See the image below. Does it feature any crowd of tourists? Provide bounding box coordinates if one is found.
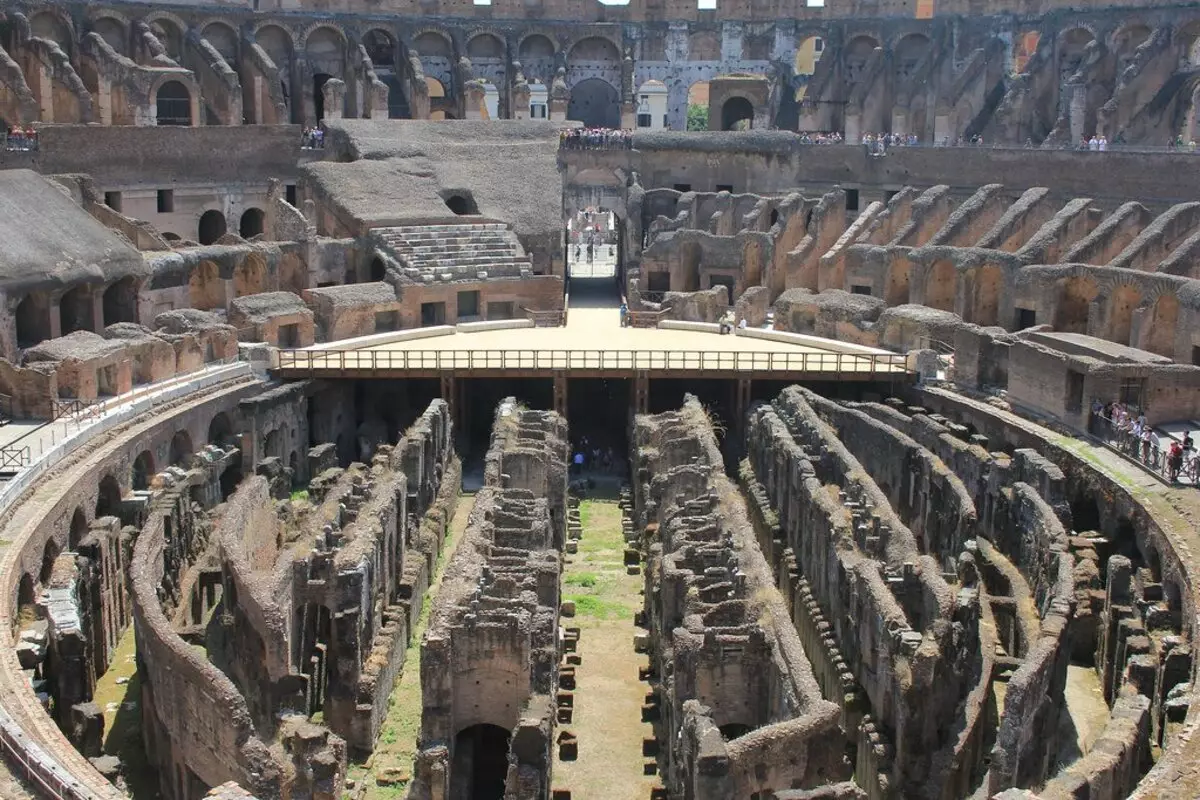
[5,127,38,151]
[1090,399,1198,482]
[560,128,633,150]
[570,436,619,475]
[301,125,326,149]
[797,131,845,144]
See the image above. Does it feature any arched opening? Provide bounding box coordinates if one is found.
[239,208,265,239]
[363,29,395,69]
[60,285,95,335]
[15,294,50,348]
[894,34,931,83]
[313,73,331,121]
[718,723,753,741]
[687,81,710,130]
[1054,276,1099,333]
[17,573,36,622]
[451,724,510,800]
[688,31,721,61]
[93,18,126,57]
[1059,28,1095,77]
[370,258,386,282]
[132,451,156,491]
[149,19,183,62]
[170,430,194,467]
[844,36,880,84]
[467,34,505,61]
[102,276,138,326]
[1143,293,1179,357]
[202,22,239,67]
[155,80,192,126]
[925,261,956,311]
[219,464,242,500]
[68,508,89,550]
[29,12,72,54]
[39,538,61,586]
[967,265,1003,327]
[413,31,452,58]
[445,194,478,215]
[188,260,225,311]
[721,96,754,131]
[1107,284,1142,346]
[567,78,620,129]
[95,475,122,520]
[426,77,447,120]
[208,412,235,448]
[518,34,556,82]
[198,210,227,245]
[264,428,283,461]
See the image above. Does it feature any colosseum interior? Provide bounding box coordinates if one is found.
[0,0,1200,799]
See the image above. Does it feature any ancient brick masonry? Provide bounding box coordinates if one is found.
[129,399,457,799]
[632,396,849,799]
[413,399,568,800]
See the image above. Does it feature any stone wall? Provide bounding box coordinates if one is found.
[633,396,847,799]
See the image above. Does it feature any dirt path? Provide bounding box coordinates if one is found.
[347,493,475,799]
[552,500,657,800]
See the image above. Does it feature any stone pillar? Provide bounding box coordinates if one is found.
[634,371,649,415]
[553,373,567,416]
[550,67,569,123]
[463,79,486,120]
[91,290,105,333]
[322,78,346,121]
[49,295,62,339]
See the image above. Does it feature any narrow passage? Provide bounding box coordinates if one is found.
[552,497,659,800]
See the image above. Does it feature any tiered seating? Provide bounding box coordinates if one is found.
[371,223,534,282]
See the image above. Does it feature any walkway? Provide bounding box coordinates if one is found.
[552,496,658,800]
[347,493,475,799]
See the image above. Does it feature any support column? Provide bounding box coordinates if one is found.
[440,374,460,433]
[553,372,567,417]
[733,378,752,448]
[91,289,105,333]
[634,371,649,416]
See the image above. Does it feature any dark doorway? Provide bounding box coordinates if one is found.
[15,294,50,348]
[313,73,332,121]
[156,81,192,126]
[420,302,446,327]
[102,277,138,326]
[721,97,754,130]
[198,210,227,245]
[132,451,156,491]
[95,475,122,520]
[60,285,95,336]
[170,430,194,466]
[451,724,511,800]
[239,208,265,238]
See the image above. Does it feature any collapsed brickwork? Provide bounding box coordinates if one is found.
[413,399,568,800]
[129,398,458,798]
[633,396,848,799]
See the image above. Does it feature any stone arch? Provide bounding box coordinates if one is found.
[263,428,283,460]
[255,24,295,68]
[362,29,396,68]
[92,17,127,56]
[965,264,1003,327]
[198,210,227,245]
[239,208,265,239]
[452,724,511,799]
[1180,21,1200,67]
[233,253,267,297]
[154,80,192,126]
[1059,28,1095,75]
[1142,292,1179,358]
[68,507,89,550]
[1054,275,1099,333]
[1012,30,1041,74]
[17,573,35,620]
[102,276,138,326]
[518,33,556,82]
[570,36,621,64]
[29,11,73,53]
[60,285,95,335]
[567,78,620,128]
[39,538,61,586]
[413,31,453,58]
[14,293,51,349]
[426,77,448,119]
[95,474,122,520]
[209,411,235,447]
[893,33,930,82]
[188,260,226,311]
[1111,23,1151,61]
[146,16,184,61]
[688,30,721,61]
[925,260,956,311]
[305,25,347,75]
[132,451,155,491]
[467,33,505,60]
[721,96,754,130]
[1107,283,1142,345]
[170,430,194,467]
[201,21,239,67]
[845,35,880,83]
[794,34,823,82]
[370,257,386,281]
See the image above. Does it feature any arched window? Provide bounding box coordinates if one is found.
[156,81,191,126]
[239,208,265,239]
[198,210,227,245]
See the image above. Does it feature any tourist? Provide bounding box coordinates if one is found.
[619,301,628,327]
[718,310,735,335]
[737,317,748,331]
[1141,427,1154,462]
[572,450,585,475]
[1167,440,1184,482]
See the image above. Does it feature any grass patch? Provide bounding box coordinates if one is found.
[565,572,599,587]
[565,593,630,620]
[289,489,310,503]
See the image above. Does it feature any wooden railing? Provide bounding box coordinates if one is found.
[276,348,912,376]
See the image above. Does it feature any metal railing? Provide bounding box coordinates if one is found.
[277,348,911,375]
[0,445,30,471]
[49,398,106,423]
[0,708,93,799]
[521,307,566,327]
[1090,414,1199,485]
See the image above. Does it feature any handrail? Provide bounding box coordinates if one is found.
[49,398,106,423]
[275,348,912,375]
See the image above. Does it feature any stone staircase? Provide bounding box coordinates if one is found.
[371,223,534,283]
